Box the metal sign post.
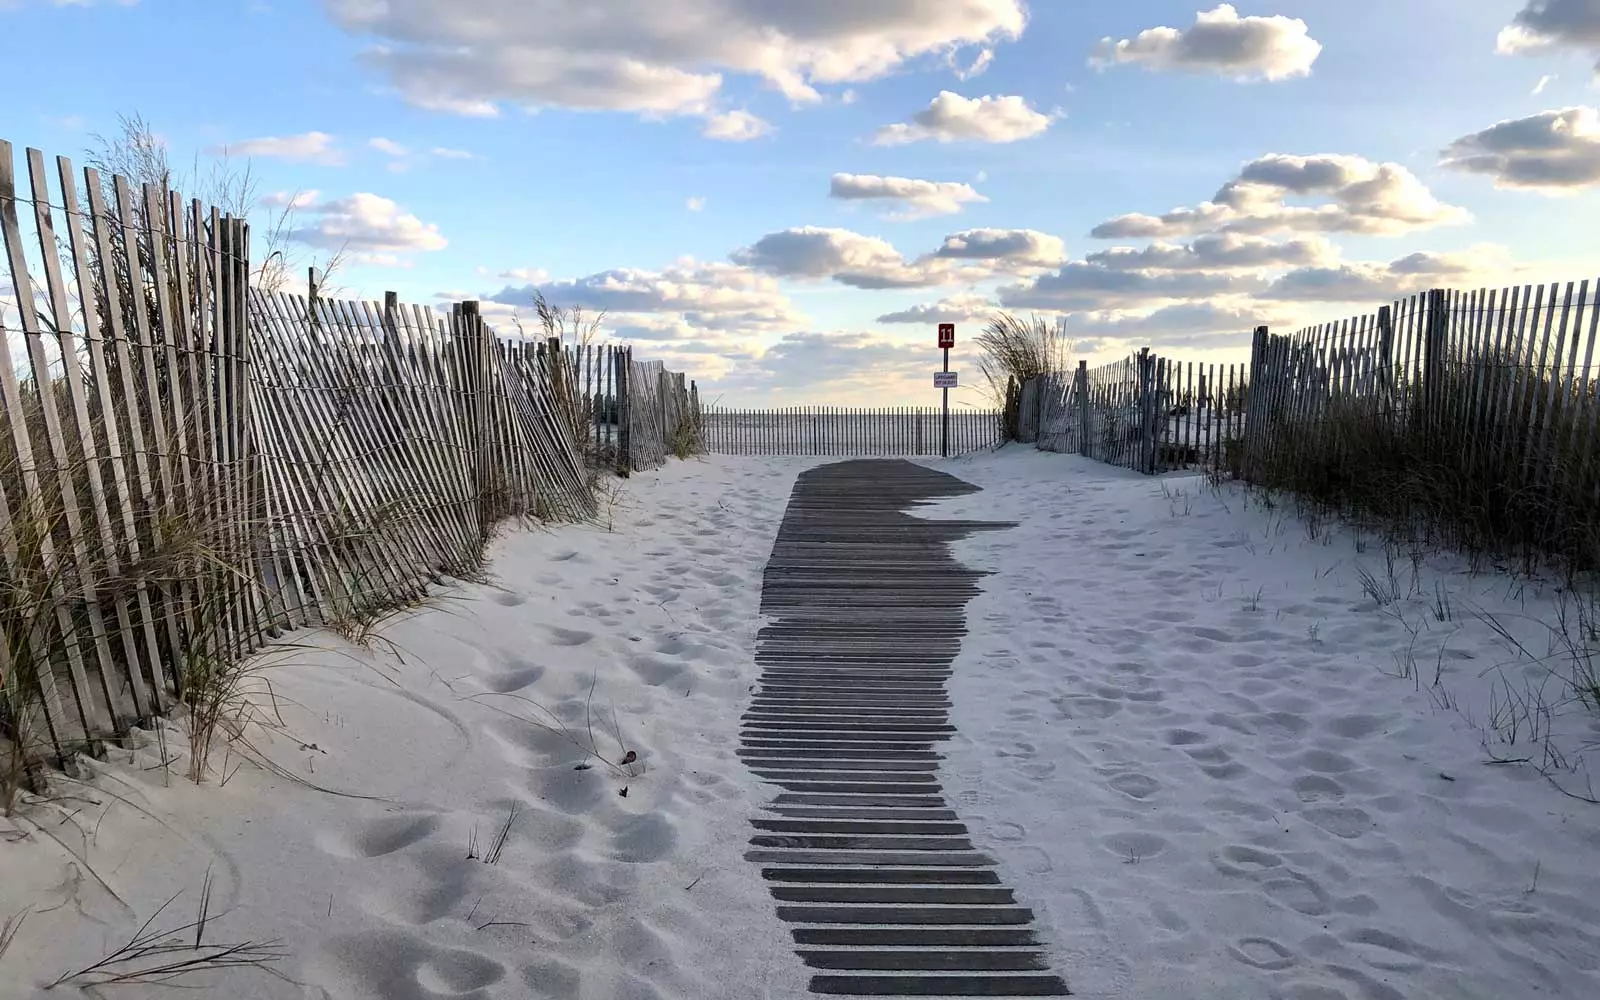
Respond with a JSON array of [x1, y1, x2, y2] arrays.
[[937, 324, 955, 457]]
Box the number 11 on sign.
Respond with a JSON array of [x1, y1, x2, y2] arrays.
[[937, 324, 955, 457]]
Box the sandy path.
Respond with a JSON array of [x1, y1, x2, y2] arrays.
[[928, 448, 1600, 1000], [1, 457, 823, 1000]]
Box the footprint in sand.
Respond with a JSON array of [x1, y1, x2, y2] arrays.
[[314, 931, 505, 999], [545, 626, 595, 647], [493, 591, 528, 607], [1107, 772, 1160, 800], [485, 658, 545, 693], [1227, 937, 1298, 971], [319, 812, 441, 859], [1263, 871, 1332, 916], [1101, 831, 1169, 861], [1212, 845, 1284, 878]]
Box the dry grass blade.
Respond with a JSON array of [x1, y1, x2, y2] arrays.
[[0, 908, 27, 964], [483, 803, 519, 865], [47, 871, 287, 989]]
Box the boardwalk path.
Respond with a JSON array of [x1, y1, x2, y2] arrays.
[[740, 460, 1069, 997]]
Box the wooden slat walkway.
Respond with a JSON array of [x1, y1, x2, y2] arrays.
[[743, 460, 1069, 997]]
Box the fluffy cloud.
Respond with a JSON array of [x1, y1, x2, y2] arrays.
[[1261, 245, 1516, 302], [731, 227, 947, 289], [828, 173, 987, 219], [1090, 5, 1322, 82], [325, 0, 1026, 131], [486, 258, 804, 333], [1055, 301, 1292, 349], [702, 110, 772, 141], [1085, 233, 1338, 271], [1498, 1, 1600, 74], [1092, 154, 1469, 239], [1441, 106, 1600, 191], [718, 330, 933, 398], [876, 292, 999, 325], [209, 131, 343, 165], [930, 228, 1067, 266], [872, 91, 1054, 145], [997, 261, 1266, 311], [286, 193, 448, 260]]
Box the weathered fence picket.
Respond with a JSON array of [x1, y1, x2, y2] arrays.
[[0, 135, 714, 779]]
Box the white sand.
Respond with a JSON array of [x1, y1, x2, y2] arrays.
[[928, 448, 1600, 1000], [0, 457, 823, 1000], [3, 448, 1599, 999]]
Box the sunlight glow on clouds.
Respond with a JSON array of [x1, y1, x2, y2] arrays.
[[1090, 4, 1323, 82], [326, 0, 1026, 132], [872, 91, 1054, 145], [1092, 154, 1470, 238], [1442, 106, 1600, 191], [1498, 0, 1600, 75], [828, 173, 988, 220]]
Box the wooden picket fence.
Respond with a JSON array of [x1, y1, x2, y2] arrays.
[[699, 405, 1003, 457], [0, 137, 605, 775], [1017, 350, 1250, 476], [552, 344, 701, 473], [1013, 278, 1600, 567], [1242, 284, 1600, 565]]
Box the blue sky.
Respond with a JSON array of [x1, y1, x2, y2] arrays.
[[3, 1, 1599, 405]]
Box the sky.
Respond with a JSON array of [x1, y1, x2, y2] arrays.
[[2, 0, 1599, 406]]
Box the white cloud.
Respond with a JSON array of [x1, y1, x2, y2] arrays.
[[1054, 301, 1291, 350], [431, 147, 475, 159], [1534, 73, 1556, 94], [1441, 106, 1600, 191], [1085, 233, 1338, 271], [287, 193, 448, 260], [1498, 1, 1600, 75], [702, 110, 772, 141], [998, 261, 1264, 311], [491, 267, 550, 283], [485, 258, 804, 334], [325, 0, 1027, 131], [929, 228, 1066, 266], [1092, 153, 1469, 239], [719, 330, 933, 398], [828, 173, 988, 219], [876, 292, 998, 325], [1090, 4, 1322, 82], [731, 227, 949, 289], [259, 190, 320, 210], [368, 136, 408, 157], [686, 196, 707, 211], [1261, 245, 1516, 302], [209, 131, 343, 165], [872, 91, 1054, 145]]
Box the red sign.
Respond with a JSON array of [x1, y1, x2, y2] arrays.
[[937, 323, 955, 349]]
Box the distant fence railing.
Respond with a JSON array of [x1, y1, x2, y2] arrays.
[[1017, 350, 1250, 476], [699, 406, 1002, 457], [0, 134, 694, 781]]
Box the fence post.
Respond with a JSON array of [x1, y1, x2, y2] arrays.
[[1243, 325, 1270, 479], [1134, 348, 1153, 474], [1422, 288, 1449, 443], [1075, 360, 1089, 457], [1376, 305, 1395, 421], [614, 347, 631, 476]]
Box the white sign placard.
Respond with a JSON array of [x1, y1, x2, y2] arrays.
[[934, 372, 958, 389]]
